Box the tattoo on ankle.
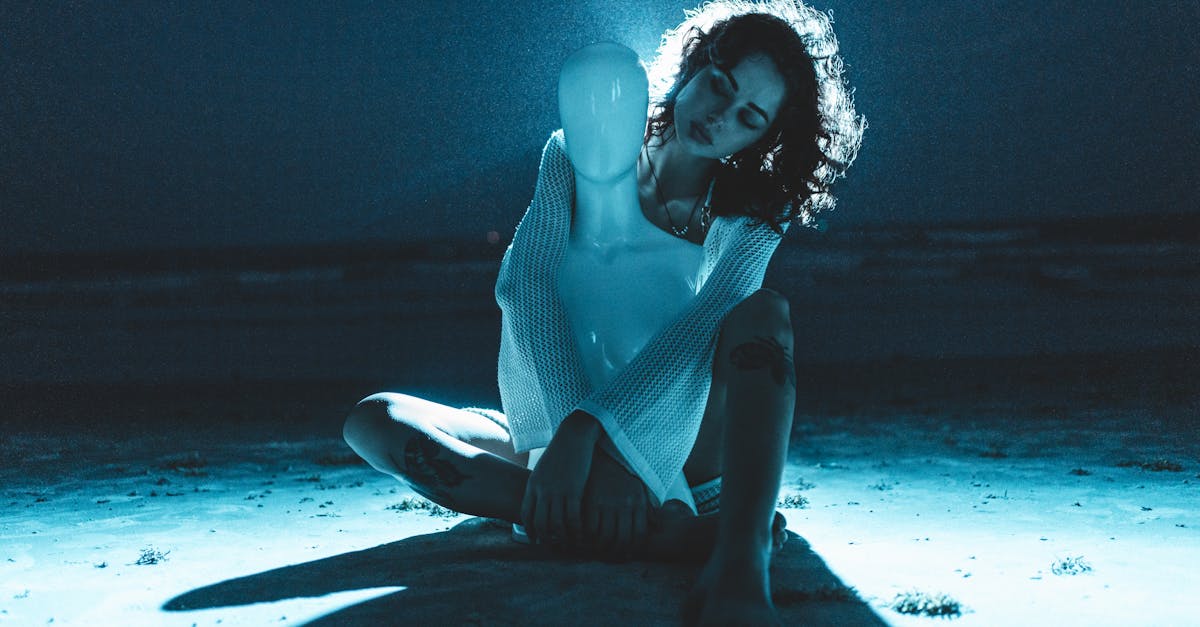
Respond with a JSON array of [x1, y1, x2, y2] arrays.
[[401, 436, 471, 505], [729, 335, 796, 388]]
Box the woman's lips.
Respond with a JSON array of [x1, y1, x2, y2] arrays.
[[691, 122, 713, 145]]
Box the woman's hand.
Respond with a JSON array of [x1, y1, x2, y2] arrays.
[[581, 446, 651, 561], [520, 414, 598, 546]]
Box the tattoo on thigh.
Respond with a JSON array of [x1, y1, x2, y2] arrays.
[[729, 335, 796, 388], [401, 436, 471, 505]]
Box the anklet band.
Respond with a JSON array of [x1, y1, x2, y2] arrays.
[[689, 475, 722, 515]]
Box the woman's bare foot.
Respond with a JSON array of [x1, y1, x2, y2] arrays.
[[643, 501, 788, 563], [682, 551, 780, 626]]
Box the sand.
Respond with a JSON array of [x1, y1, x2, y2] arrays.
[[2, 349, 1197, 625]]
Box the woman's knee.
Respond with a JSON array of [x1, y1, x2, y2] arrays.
[[343, 392, 420, 448], [714, 289, 796, 386], [726, 288, 792, 337]]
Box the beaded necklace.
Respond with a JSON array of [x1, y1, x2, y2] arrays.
[[643, 143, 714, 238]]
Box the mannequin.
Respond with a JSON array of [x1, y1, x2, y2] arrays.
[[556, 41, 707, 392], [532, 41, 708, 510]]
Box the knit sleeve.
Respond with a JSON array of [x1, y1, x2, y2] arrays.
[[574, 216, 786, 504], [494, 129, 593, 452]]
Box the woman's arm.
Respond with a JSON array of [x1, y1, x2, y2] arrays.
[[557, 409, 602, 445]]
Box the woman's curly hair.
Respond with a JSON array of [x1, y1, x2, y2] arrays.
[[644, 0, 866, 234]]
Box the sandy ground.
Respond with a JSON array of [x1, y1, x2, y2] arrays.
[[2, 349, 1198, 625]]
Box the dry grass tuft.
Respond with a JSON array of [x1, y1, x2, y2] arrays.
[[890, 590, 962, 618], [386, 496, 461, 518], [134, 547, 170, 566], [1051, 555, 1093, 576], [777, 494, 809, 509]]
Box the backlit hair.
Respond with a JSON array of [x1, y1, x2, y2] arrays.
[[643, 0, 867, 233]]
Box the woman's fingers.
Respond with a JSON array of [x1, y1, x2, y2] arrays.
[[633, 503, 648, 555], [580, 499, 601, 557], [520, 488, 536, 543], [534, 493, 549, 545], [566, 494, 583, 547], [615, 506, 632, 558], [522, 491, 589, 549], [585, 498, 601, 539], [600, 508, 618, 554], [549, 495, 566, 544]]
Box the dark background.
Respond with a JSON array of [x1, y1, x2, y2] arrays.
[[3, 1, 1197, 252], [1, 1, 1197, 393]]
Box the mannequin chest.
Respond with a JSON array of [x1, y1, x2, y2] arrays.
[[556, 214, 705, 389]]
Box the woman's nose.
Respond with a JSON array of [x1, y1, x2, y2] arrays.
[[705, 112, 725, 134]]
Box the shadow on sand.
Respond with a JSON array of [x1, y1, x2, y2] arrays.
[[163, 517, 886, 625]]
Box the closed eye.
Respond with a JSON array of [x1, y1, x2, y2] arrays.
[[709, 76, 727, 95], [710, 76, 761, 130], [710, 71, 758, 128]]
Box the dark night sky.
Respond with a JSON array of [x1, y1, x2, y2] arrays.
[[2, 1, 1197, 254]]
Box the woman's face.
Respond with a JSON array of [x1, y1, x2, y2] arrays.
[[673, 52, 787, 159]]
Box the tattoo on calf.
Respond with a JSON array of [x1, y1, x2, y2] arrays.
[[729, 335, 797, 388], [401, 436, 471, 505]]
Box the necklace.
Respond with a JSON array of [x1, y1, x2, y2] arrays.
[[644, 143, 713, 238]]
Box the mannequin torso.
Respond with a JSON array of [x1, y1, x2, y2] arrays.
[[558, 157, 710, 389], [556, 41, 713, 391]]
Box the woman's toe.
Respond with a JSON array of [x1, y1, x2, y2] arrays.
[[772, 511, 789, 554]]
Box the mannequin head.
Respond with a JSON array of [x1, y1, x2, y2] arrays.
[[558, 42, 649, 183]]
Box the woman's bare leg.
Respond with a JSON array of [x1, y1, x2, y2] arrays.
[[344, 391, 777, 563], [646, 330, 789, 564], [343, 393, 530, 522], [684, 289, 796, 626]]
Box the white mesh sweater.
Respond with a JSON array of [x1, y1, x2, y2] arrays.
[[495, 128, 787, 505]]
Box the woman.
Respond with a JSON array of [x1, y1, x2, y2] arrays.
[[344, 1, 864, 624]]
